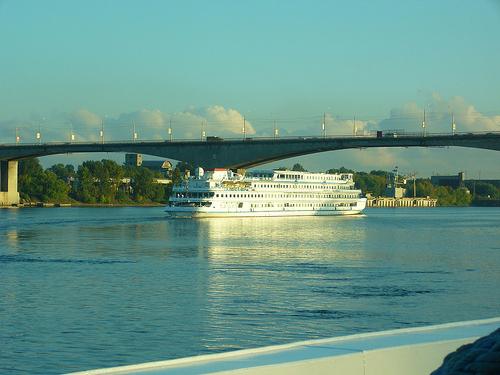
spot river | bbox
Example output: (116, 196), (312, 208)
(0, 207), (499, 374)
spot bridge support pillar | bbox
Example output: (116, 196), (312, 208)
(0, 160), (20, 206)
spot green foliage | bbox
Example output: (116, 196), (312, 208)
(18, 159), (70, 202)
(175, 161), (194, 174)
(354, 172), (386, 196)
(128, 166), (167, 203)
(291, 163), (307, 172)
(413, 179), (472, 206)
(415, 179), (434, 197)
(472, 182), (498, 199)
(18, 158), (171, 204)
(326, 166), (354, 174)
(454, 187), (472, 206)
(369, 170), (390, 177)
(169, 161), (195, 186)
(48, 164), (75, 181)
(74, 160), (124, 203)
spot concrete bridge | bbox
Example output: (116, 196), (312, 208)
(1, 131), (499, 205)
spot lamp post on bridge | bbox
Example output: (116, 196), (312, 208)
(36, 125), (41, 145)
(451, 113), (456, 135)
(273, 120), (279, 139)
(100, 119), (104, 144)
(132, 121), (138, 142)
(200, 120), (206, 141)
(168, 118), (173, 142)
(421, 109), (427, 137)
(322, 112), (326, 138)
(242, 116), (246, 140)
(15, 128), (20, 144)
(69, 123), (75, 143)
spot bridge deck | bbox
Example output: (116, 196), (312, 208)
(1, 132), (499, 169)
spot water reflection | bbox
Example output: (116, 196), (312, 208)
(190, 216), (372, 350)
(199, 215), (368, 263)
(5, 229), (19, 247)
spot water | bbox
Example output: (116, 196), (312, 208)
(0, 207), (499, 374)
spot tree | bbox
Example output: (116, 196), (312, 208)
(326, 167), (354, 174)
(354, 172), (386, 196)
(474, 182), (498, 199)
(18, 159), (70, 202)
(74, 160), (124, 203)
(454, 187), (472, 206)
(75, 163), (98, 203)
(48, 163), (75, 182)
(39, 171), (71, 202)
(129, 167), (166, 202)
(18, 158), (44, 201)
(415, 179), (435, 198)
(291, 163), (306, 172)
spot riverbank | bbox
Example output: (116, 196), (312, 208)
(2, 201), (165, 208)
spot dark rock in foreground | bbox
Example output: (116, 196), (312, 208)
(431, 328), (500, 374)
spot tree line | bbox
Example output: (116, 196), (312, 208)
(18, 159), (499, 206)
(290, 163), (499, 206)
(18, 158), (176, 204)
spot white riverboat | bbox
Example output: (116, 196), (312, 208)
(165, 168), (366, 218)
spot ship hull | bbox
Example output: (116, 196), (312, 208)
(166, 199), (366, 218)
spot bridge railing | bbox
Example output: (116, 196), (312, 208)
(0, 131), (498, 146)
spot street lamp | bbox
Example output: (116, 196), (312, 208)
(36, 125), (41, 145)
(322, 112), (326, 138)
(15, 128), (20, 144)
(36, 117), (44, 145)
(421, 109), (427, 137)
(168, 118), (173, 141)
(100, 118), (104, 144)
(200, 120), (207, 140)
(273, 120), (279, 139)
(242, 116), (246, 139)
(69, 123), (75, 143)
(132, 122), (138, 142)
(451, 113), (456, 135)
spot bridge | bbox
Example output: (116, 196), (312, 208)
(1, 131), (499, 205)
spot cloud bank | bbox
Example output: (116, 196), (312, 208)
(378, 93), (500, 133)
(1, 94), (498, 177)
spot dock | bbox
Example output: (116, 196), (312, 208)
(367, 197), (437, 207)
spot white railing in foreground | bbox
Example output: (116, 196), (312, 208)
(68, 316), (500, 375)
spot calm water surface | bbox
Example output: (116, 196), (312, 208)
(1, 207), (499, 374)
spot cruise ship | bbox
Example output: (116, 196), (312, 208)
(165, 168), (366, 218)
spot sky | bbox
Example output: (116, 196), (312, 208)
(1, 0), (499, 178)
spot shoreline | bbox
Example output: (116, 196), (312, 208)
(3, 202), (165, 208)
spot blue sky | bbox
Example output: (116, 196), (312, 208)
(1, 0), (499, 177)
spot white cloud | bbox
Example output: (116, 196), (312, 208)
(69, 109), (102, 127)
(94, 106), (254, 140)
(378, 94), (500, 133)
(204, 105), (255, 135)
